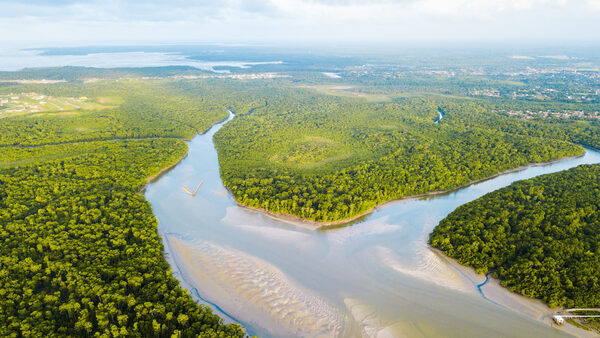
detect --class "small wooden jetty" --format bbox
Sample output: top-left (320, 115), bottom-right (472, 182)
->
top-left (552, 308), bottom-right (600, 325)
top-left (182, 182), bottom-right (203, 196)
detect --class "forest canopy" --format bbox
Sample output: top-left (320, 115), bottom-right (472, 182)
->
top-left (429, 164), bottom-right (600, 309)
top-left (0, 79), bottom-right (245, 336)
top-left (2, 66), bottom-right (600, 335)
top-left (214, 91), bottom-right (600, 223)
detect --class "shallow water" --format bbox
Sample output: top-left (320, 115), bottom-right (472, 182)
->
top-left (0, 49), bottom-right (282, 72)
top-left (146, 114), bottom-right (600, 337)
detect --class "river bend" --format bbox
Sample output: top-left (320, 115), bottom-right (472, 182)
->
top-left (146, 113), bottom-right (600, 337)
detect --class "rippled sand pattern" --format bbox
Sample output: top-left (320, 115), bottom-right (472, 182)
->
top-left (344, 298), bottom-right (385, 337)
top-left (168, 236), bottom-right (344, 337)
top-left (376, 245), bottom-right (473, 292)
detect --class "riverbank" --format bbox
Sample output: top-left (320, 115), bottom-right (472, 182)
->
top-left (138, 148), bottom-right (189, 194)
top-left (166, 235), bottom-right (345, 337)
top-left (139, 112), bottom-right (232, 194)
top-left (231, 151), bottom-right (586, 229)
top-left (429, 246), bottom-right (596, 338)
top-left (160, 233), bottom-right (241, 327)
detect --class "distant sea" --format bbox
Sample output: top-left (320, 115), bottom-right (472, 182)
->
top-left (0, 48), bottom-right (282, 72)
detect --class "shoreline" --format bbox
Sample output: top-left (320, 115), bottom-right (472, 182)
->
top-left (165, 235), bottom-right (345, 337)
top-left (230, 151), bottom-right (586, 229)
top-left (139, 112), bottom-right (232, 194)
top-left (429, 246), bottom-right (597, 337)
top-left (138, 149), bottom-right (189, 194)
top-left (160, 234), bottom-right (243, 327)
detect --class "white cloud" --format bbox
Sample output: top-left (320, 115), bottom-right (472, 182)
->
top-left (0, 0), bottom-right (597, 45)
top-left (588, 0), bottom-right (600, 10)
top-left (410, 0), bottom-right (570, 17)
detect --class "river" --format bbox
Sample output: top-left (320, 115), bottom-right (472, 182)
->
top-left (145, 112), bottom-right (600, 337)
top-left (434, 108), bottom-right (445, 124)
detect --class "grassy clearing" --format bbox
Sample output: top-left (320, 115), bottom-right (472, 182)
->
top-left (269, 135), bottom-right (353, 169)
top-left (96, 95), bottom-right (125, 105)
top-left (297, 85), bottom-right (392, 102)
top-left (0, 92), bottom-right (115, 119)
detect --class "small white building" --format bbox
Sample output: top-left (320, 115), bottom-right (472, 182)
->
top-left (552, 315), bottom-right (564, 325)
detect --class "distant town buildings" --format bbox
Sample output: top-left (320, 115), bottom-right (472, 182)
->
top-left (494, 109), bottom-right (600, 121)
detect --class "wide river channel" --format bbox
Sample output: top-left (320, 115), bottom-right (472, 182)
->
top-left (146, 113), bottom-right (600, 337)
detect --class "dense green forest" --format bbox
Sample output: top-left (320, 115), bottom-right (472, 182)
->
top-left (0, 79), bottom-right (245, 336)
top-left (0, 79), bottom-right (236, 146)
top-left (2, 65), bottom-right (599, 334)
top-left (214, 91), bottom-right (600, 222)
top-left (429, 164), bottom-right (600, 310)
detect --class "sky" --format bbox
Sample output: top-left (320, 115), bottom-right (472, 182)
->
top-left (0, 0), bottom-right (599, 47)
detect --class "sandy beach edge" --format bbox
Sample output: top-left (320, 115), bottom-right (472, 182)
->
top-left (159, 234), bottom-right (244, 328)
top-left (428, 246), bottom-right (597, 337)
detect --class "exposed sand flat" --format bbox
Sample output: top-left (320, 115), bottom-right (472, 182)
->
top-left (221, 206), bottom-right (319, 249)
top-left (343, 298), bottom-right (421, 338)
top-left (229, 223), bottom-right (312, 244)
top-left (229, 204), bottom-right (325, 230)
top-left (344, 298), bottom-right (416, 338)
top-left (344, 298), bottom-right (383, 336)
top-left (375, 245), bottom-right (474, 293)
top-left (160, 234), bottom-right (239, 326)
top-left (167, 236), bottom-right (344, 337)
top-left (327, 216), bottom-right (402, 245)
top-left (431, 248), bottom-right (596, 337)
